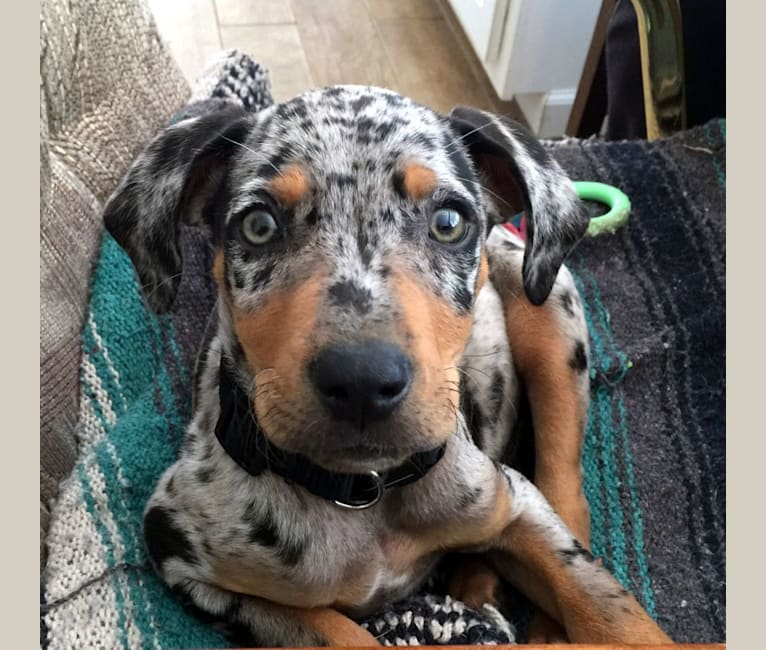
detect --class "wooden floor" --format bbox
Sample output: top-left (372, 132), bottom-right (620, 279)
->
top-left (147, 0), bottom-right (524, 119)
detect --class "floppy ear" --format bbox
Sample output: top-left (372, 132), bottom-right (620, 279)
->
top-left (103, 104), bottom-right (252, 312)
top-left (449, 107), bottom-right (588, 306)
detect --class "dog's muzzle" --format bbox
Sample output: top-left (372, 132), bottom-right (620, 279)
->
top-left (214, 357), bottom-right (445, 508)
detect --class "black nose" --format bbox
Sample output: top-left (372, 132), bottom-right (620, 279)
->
top-left (309, 341), bottom-right (412, 422)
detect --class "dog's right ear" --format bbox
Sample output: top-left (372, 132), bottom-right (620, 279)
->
top-left (103, 105), bottom-right (252, 313)
top-left (449, 107), bottom-right (587, 306)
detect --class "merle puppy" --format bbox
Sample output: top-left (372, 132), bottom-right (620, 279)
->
top-left (104, 85), bottom-right (672, 646)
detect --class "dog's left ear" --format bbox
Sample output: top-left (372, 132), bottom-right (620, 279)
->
top-left (449, 107), bottom-right (588, 305)
top-left (103, 104), bottom-right (251, 313)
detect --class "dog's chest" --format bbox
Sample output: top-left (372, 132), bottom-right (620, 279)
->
top-left (169, 459), bottom-right (436, 614)
top-left (210, 544), bottom-right (426, 616)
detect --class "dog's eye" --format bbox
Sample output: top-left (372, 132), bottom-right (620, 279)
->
top-left (241, 209), bottom-right (279, 245)
top-left (429, 208), bottom-right (467, 244)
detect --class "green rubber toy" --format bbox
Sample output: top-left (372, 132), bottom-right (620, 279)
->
top-left (573, 181), bottom-right (631, 237)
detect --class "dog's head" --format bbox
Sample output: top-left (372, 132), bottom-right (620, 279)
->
top-left (105, 86), bottom-right (586, 472)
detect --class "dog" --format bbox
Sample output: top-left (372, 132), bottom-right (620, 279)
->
top-left (103, 85), bottom-right (671, 646)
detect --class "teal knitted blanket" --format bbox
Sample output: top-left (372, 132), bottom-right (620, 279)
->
top-left (41, 118), bottom-right (726, 646)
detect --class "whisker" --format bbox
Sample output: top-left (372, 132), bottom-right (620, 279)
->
top-left (460, 349), bottom-right (503, 360)
top-left (258, 400), bottom-right (283, 423)
top-left (219, 134), bottom-right (280, 176)
top-left (97, 270), bottom-right (214, 318)
top-left (459, 364), bottom-right (491, 380)
top-left (138, 270), bottom-right (213, 298)
top-left (453, 174), bottom-right (516, 211)
top-left (444, 116), bottom-right (514, 155)
top-left (254, 383), bottom-right (277, 399)
top-left (445, 364), bottom-right (517, 418)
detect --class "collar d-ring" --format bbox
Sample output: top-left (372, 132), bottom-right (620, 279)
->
top-left (333, 470), bottom-right (384, 509)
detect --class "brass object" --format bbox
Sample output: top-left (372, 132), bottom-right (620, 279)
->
top-left (629, 0), bottom-right (687, 139)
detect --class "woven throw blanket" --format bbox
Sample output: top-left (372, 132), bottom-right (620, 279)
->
top-left (40, 0), bottom-right (190, 564)
top-left (41, 53), bottom-right (725, 647)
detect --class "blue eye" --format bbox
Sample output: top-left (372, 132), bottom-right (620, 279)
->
top-left (429, 208), bottom-right (467, 244)
top-left (241, 209), bottom-right (279, 245)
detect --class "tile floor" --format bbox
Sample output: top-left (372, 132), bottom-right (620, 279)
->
top-left (147, 0), bottom-right (524, 119)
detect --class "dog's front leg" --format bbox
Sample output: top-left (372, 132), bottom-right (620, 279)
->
top-left (487, 465), bottom-right (671, 644)
top-left (168, 578), bottom-right (379, 647)
top-left (488, 231), bottom-right (592, 641)
top-left (488, 231), bottom-right (591, 548)
top-left (402, 448), bottom-right (669, 643)
top-left (143, 465), bottom-right (379, 648)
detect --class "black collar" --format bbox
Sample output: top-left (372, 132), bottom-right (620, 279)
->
top-left (214, 357), bottom-right (446, 509)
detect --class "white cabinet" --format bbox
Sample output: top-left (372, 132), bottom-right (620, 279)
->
top-left (447, 0), bottom-right (602, 137)
top-left (448, 0), bottom-right (512, 63)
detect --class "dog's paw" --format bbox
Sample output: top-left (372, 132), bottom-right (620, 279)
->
top-left (447, 557), bottom-right (501, 609)
top-left (526, 610), bottom-right (568, 643)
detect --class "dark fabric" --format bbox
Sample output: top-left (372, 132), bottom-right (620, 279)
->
top-left (682, 0), bottom-right (726, 127)
top-left (605, 0), bottom-right (726, 140)
top-left (550, 119), bottom-right (726, 642)
top-left (606, 0), bottom-right (647, 139)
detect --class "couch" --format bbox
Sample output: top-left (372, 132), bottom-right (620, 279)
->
top-left (40, 0), bottom-right (189, 568)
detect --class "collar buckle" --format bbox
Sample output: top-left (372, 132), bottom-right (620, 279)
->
top-left (333, 470), bottom-right (384, 510)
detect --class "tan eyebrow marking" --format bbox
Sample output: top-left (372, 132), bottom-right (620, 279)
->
top-left (269, 164), bottom-right (312, 207)
top-left (401, 163), bottom-right (437, 200)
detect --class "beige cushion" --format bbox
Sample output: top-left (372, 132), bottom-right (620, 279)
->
top-left (40, 0), bottom-right (189, 567)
